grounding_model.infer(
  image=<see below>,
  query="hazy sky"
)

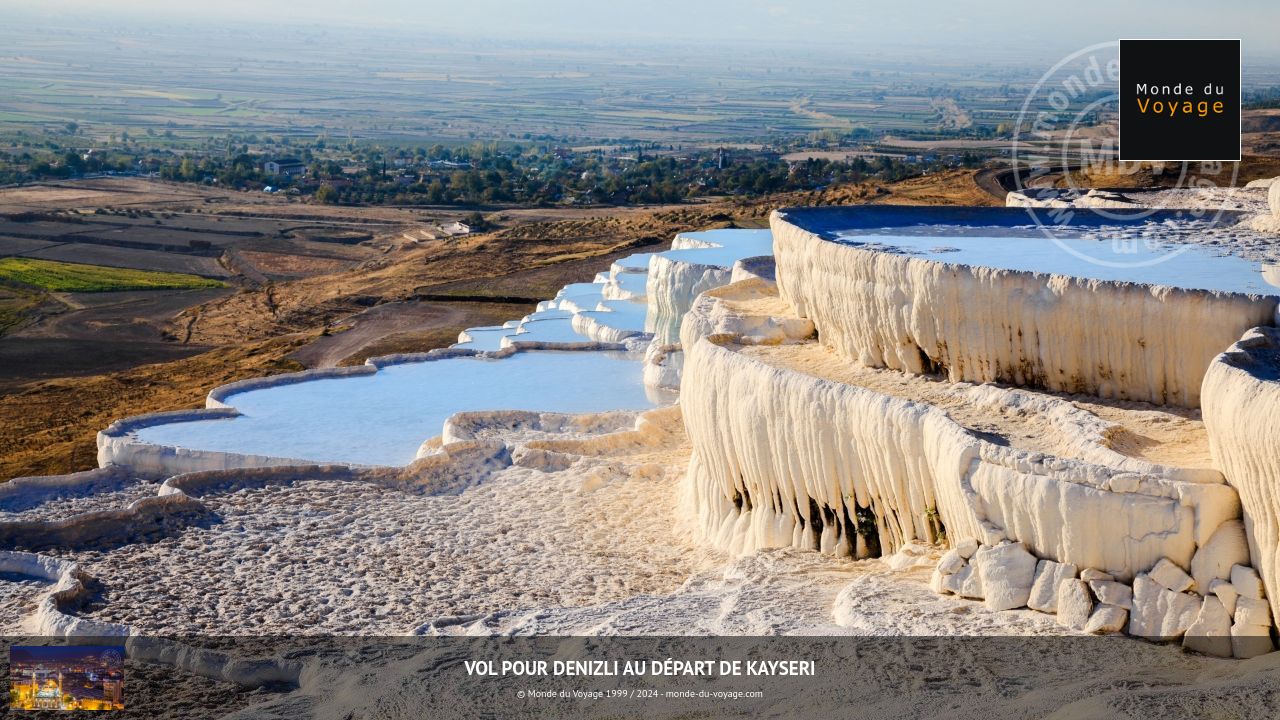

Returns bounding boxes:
[9,0,1280,57]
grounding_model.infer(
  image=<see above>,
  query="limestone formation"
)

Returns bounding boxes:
[1190,520,1250,596]
[679,278,814,350]
[1129,575,1200,640]
[683,335,1236,570]
[1080,568,1115,583]
[1057,579,1093,630]
[1084,605,1129,635]
[958,564,985,600]
[646,230,773,346]
[1203,329,1280,627]
[955,538,979,559]
[1028,559,1077,613]
[682,339,986,558]
[1209,579,1239,617]
[1149,558,1195,593]
[771,209,1277,407]
[1183,596,1234,657]
[973,542,1038,611]
[666,216,1280,657]
[0,551,128,637]
[942,566,969,596]
[1231,622,1275,659]
[937,549,966,575]
[1231,564,1266,599]
[673,234,1270,655]
[1088,580,1133,609]
[1235,595,1272,628]
[929,568,947,594]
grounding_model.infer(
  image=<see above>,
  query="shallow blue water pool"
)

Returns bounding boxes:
[136,351,668,466]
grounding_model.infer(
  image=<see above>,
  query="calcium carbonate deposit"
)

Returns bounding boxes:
[775,206,1279,407]
[132,350,660,467]
[7,179,1280,715]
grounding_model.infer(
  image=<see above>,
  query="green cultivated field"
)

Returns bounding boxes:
[0,257,227,292]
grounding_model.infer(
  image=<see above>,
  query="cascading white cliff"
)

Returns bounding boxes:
[1203,327,1280,653]
[770,206,1276,406]
[676,202,1280,656]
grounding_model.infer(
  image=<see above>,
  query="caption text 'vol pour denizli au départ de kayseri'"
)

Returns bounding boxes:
[463,659,816,677]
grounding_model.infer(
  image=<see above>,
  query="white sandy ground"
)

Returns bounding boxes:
[0,480,162,522]
[207,549,1280,720]
[0,571,50,631]
[440,546,1065,637]
[43,422,722,634]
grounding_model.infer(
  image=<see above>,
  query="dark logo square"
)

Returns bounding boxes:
[1119,39,1240,161]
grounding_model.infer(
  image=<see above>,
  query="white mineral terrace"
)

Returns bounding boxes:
[774,206,1279,406]
[646,229,774,345]
[124,350,664,468]
[96,229,771,472]
[5,188,1280,705]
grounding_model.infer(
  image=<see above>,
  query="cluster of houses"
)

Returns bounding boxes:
[260,155,481,190]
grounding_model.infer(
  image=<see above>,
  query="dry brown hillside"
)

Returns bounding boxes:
[182,207,736,345]
[0,337,308,479]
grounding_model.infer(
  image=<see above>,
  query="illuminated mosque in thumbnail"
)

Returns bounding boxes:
[9,647,124,711]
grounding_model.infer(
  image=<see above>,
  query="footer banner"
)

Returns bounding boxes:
[3,635,1275,718]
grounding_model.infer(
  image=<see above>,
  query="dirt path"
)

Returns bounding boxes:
[973,167,1013,201]
[287,302,470,368]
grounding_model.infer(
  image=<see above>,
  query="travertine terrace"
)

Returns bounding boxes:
[5,179,1280,703]
[678,197,1280,657]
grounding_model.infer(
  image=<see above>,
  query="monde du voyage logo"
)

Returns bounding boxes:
[1119,39,1241,161]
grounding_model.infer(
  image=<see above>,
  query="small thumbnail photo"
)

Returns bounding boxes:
[9,646,124,711]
